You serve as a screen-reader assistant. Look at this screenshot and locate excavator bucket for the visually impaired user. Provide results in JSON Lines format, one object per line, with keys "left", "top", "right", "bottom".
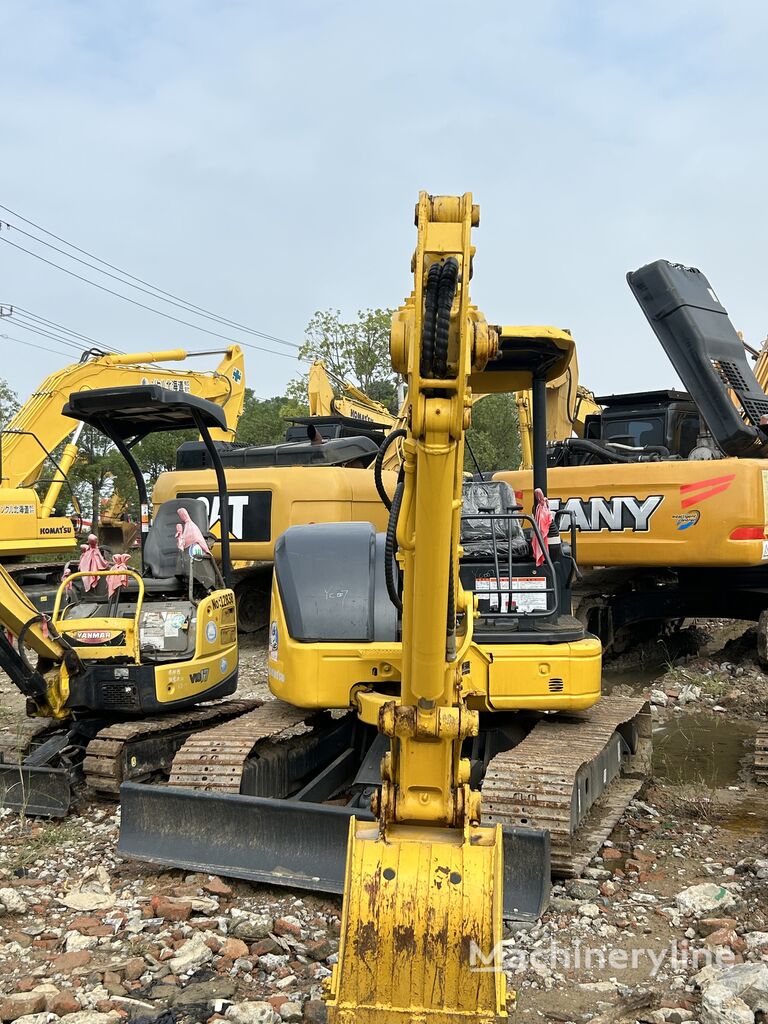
{"left": 0, "top": 763, "right": 71, "bottom": 817}
{"left": 117, "top": 781, "right": 550, "bottom": 922}
{"left": 326, "top": 819, "right": 508, "bottom": 1023}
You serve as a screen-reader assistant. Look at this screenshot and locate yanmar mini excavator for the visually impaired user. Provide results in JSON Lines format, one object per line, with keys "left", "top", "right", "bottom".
{"left": 0, "top": 385, "right": 243, "bottom": 816}
{"left": 120, "top": 194, "right": 650, "bottom": 1021}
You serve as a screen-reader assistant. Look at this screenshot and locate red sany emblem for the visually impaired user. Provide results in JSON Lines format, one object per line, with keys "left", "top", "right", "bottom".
{"left": 679, "top": 473, "right": 736, "bottom": 509}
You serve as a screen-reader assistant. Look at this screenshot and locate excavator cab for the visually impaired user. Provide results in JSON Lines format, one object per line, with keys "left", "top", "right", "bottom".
{"left": 0, "top": 385, "right": 239, "bottom": 815}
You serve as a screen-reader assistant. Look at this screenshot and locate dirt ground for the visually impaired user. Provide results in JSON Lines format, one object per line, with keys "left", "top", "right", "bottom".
{"left": 0, "top": 624, "right": 766, "bottom": 1024}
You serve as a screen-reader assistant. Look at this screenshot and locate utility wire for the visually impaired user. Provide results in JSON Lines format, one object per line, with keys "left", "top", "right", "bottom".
{"left": 7, "top": 312, "right": 121, "bottom": 355}
{"left": 12, "top": 305, "right": 112, "bottom": 349}
{"left": 0, "top": 331, "right": 84, "bottom": 360}
{"left": 3, "top": 314, "right": 111, "bottom": 355}
{"left": 0, "top": 204, "right": 301, "bottom": 349}
{"left": 0, "top": 235, "right": 301, "bottom": 361}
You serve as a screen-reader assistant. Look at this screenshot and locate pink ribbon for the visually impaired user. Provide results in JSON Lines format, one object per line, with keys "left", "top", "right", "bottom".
{"left": 531, "top": 487, "right": 553, "bottom": 567}
{"left": 78, "top": 534, "right": 108, "bottom": 591}
{"left": 107, "top": 553, "right": 131, "bottom": 598}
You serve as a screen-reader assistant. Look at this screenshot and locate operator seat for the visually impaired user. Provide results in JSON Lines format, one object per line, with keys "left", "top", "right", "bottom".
{"left": 142, "top": 498, "right": 216, "bottom": 592}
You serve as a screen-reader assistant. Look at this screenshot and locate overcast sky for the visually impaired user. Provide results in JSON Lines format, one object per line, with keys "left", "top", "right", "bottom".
{"left": 1, "top": 0, "right": 766, "bottom": 403}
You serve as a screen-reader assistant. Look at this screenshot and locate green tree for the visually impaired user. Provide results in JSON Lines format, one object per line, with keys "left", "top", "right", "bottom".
{"left": 236, "top": 391, "right": 308, "bottom": 446}
{"left": 67, "top": 426, "right": 124, "bottom": 531}
{"left": 0, "top": 378, "right": 19, "bottom": 429}
{"left": 295, "top": 308, "right": 400, "bottom": 412}
{"left": 464, "top": 395, "right": 521, "bottom": 476}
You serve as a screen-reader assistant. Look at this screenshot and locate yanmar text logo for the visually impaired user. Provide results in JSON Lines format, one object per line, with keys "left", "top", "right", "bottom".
{"left": 74, "top": 630, "right": 114, "bottom": 643}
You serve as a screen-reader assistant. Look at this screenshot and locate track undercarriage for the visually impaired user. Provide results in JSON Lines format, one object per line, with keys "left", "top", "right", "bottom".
{"left": 0, "top": 699, "right": 257, "bottom": 817}
{"left": 117, "top": 693, "right": 650, "bottom": 919}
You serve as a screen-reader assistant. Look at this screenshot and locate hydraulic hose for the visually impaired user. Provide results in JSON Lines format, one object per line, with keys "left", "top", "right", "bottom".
{"left": 433, "top": 257, "right": 459, "bottom": 378}
{"left": 560, "top": 438, "right": 667, "bottom": 464}
{"left": 385, "top": 480, "right": 404, "bottom": 612}
{"left": 374, "top": 428, "right": 407, "bottom": 511}
{"left": 420, "top": 262, "right": 441, "bottom": 379}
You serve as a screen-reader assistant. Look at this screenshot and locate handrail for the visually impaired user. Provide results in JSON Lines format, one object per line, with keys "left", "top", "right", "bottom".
{"left": 52, "top": 568, "right": 146, "bottom": 662}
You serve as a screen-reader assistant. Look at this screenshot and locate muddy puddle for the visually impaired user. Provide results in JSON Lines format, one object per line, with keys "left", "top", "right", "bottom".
{"left": 652, "top": 712, "right": 758, "bottom": 787}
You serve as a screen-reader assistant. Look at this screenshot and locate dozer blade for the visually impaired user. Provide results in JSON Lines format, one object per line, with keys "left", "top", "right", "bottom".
{"left": 118, "top": 781, "right": 550, "bottom": 922}
{"left": 326, "top": 818, "right": 508, "bottom": 1024}
{"left": 0, "top": 763, "right": 71, "bottom": 817}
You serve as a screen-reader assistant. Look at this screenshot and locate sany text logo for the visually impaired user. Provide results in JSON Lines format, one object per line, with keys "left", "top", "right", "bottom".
{"left": 549, "top": 495, "right": 663, "bottom": 533}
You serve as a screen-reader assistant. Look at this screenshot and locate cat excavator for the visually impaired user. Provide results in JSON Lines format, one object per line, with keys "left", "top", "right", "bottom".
{"left": 119, "top": 195, "right": 650, "bottom": 1022}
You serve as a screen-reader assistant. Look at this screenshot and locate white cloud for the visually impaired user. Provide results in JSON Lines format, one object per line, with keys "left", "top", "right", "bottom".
{"left": 0, "top": 0, "right": 766, "bottom": 402}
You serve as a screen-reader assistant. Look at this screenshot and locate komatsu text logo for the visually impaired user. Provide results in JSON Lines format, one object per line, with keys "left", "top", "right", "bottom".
{"left": 550, "top": 495, "right": 663, "bottom": 533}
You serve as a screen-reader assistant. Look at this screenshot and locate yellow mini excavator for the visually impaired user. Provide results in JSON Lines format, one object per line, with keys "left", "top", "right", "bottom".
{"left": 0, "top": 385, "right": 245, "bottom": 816}
{"left": 119, "top": 196, "right": 650, "bottom": 1019}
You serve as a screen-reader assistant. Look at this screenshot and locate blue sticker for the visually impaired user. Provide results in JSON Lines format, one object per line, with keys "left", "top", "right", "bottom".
{"left": 673, "top": 510, "right": 700, "bottom": 531}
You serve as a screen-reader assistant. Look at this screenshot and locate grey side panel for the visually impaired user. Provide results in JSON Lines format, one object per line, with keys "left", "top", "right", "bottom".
{"left": 275, "top": 523, "right": 396, "bottom": 642}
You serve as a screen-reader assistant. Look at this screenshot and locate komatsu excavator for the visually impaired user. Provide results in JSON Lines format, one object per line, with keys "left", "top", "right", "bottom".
{"left": 120, "top": 195, "right": 650, "bottom": 1021}
{"left": 0, "top": 345, "right": 244, "bottom": 605}
{"left": 0, "top": 386, "right": 247, "bottom": 816}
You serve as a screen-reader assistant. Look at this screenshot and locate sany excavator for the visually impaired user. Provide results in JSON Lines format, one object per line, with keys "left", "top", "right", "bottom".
{"left": 0, "top": 385, "right": 248, "bottom": 816}
{"left": 499, "top": 262, "right": 768, "bottom": 659}
{"left": 120, "top": 194, "right": 650, "bottom": 1022}
{"left": 0, "top": 346, "right": 244, "bottom": 607}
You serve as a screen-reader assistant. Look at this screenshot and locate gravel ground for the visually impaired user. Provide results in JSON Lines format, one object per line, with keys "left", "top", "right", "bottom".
{"left": 0, "top": 625, "right": 765, "bottom": 1024}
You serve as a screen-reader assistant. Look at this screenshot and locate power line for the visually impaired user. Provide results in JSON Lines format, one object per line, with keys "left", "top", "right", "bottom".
{"left": 0, "top": 331, "right": 84, "bottom": 360}
{"left": 13, "top": 305, "right": 113, "bottom": 350}
{"left": 0, "top": 203, "right": 301, "bottom": 350}
{"left": 0, "top": 235, "right": 302, "bottom": 362}
{"left": 3, "top": 313, "right": 110, "bottom": 356}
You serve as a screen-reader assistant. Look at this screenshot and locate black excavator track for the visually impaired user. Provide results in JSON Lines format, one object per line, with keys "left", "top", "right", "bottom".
{"left": 0, "top": 699, "right": 258, "bottom": 816}
{"left": 118, "top": 695, "right": 651, "bottom": 919}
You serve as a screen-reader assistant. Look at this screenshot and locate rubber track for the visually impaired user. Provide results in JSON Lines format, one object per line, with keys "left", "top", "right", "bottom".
{"left": 755, "top": 727, "right": 768, "bottom": 783}
{"left": 83, "top": 699, "right": 260, "bottom": 796}
{"left": 483, "top": 695, "right": 651, "bottom": 877}
{"left": 0, "top": 718, "right": 59, "bottom": 761}
{"left": 168, "top": 700, "right": 313, "bottom": 793}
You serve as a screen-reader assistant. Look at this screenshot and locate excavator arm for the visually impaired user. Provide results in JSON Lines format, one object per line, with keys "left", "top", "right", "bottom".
{"left": 308, "top": 359, "right": 397, "bottom": 427}
{"left": 516, "top": 348, "right": 601, "bottom": 470}
{"left": 327, "top": 194, "right": 508, "bottom": 1023}
{"left": 1, "top": 345, "right": 245, "bottom": 492}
